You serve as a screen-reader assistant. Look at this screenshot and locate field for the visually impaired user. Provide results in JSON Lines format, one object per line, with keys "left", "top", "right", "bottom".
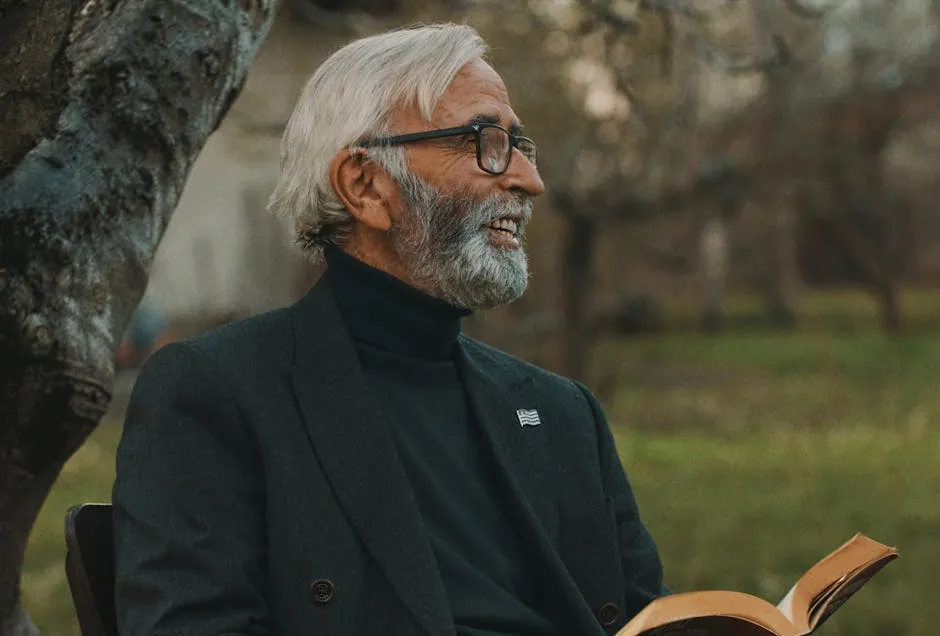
{"left": 20, "top": 292, "right": 940, "bottom": 634}
{"left": 602, "top": 335, "right": 940, "bottom": 634}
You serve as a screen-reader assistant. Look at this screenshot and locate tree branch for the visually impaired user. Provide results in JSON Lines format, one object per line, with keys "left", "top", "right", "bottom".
{"left": 779, "top": 0, "right": 834, "bottom": 20}
{"left": 693, "top": 31, "right": 790, "bottom": 73}
{"left": 637, "top": 0, "right": 742, "bottom": 21}
{"left": 2, "top": 0, "right": 277, "bottom": 377}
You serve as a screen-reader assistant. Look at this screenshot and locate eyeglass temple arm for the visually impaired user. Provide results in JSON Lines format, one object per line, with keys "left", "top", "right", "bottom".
{"left": 358, "top": 125, "right": 479, "bottom": 147}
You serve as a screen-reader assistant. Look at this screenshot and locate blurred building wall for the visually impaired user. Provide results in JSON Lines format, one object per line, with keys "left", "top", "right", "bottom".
{"left": 141, "top": 13, "right": 352, "bottom": 326}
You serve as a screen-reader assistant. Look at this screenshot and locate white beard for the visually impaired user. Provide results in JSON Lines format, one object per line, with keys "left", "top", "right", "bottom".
{"left": 390, "top": 174, "right": 533, "bottom": 311}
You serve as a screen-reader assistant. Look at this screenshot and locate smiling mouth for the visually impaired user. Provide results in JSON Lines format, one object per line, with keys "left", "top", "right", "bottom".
{"left": 485, "top": 216, "right": 521, "bottom": 247}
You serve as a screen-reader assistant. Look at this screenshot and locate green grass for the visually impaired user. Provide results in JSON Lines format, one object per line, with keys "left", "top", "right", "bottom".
{"left": 661, "top": 287, "right": 940, "bottom": 333}
{"left": 595, "top": 331, "right": 940, "bottom": 436}
{"left": 619, "top": 426, "right": 939, "bottom": 635}
{"left": 21, "top": 321, "right": 940, "bottom": 635}
{"left": 23, "top": 420, "right": 120, "bottom": 636}
{"left": 596, "top": 327, "right": 940, "bottom": 634}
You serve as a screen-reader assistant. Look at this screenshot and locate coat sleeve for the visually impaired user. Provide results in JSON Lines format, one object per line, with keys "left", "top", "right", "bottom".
{"left": 112, "top": 340, "right": 270, "bottom": 636}
{"left": 573, "top": 380, "right": 670, "bottom": 618}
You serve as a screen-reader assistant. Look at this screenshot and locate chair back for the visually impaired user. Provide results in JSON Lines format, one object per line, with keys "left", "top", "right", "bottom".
{"left": 65, "top": 503, "right": 118, "bottom": 636}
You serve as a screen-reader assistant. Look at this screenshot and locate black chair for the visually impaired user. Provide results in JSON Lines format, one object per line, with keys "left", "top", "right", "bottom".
{"left": 65, "top": 503, "right": 118, "bottom": 636}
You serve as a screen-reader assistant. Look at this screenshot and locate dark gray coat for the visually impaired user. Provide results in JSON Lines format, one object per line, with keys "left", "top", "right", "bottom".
{"left": 112, "top": 278, "right": 667, "bottom": 636}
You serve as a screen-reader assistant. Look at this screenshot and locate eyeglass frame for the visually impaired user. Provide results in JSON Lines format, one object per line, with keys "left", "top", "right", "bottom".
{"left": 357, "top": 123, "right": 537, "bottom": 176}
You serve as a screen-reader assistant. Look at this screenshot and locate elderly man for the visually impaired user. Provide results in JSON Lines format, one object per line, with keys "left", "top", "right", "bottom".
{"left": 113, "top": 23, "right": 668, "bottom": 636}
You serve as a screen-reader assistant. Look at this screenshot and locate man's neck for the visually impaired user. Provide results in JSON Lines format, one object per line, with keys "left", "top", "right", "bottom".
{"left": 339, "top": 231, "right": 432, "bottom": 299}
{"left": 324, "top": 244, "right": 469, "bottom": 361}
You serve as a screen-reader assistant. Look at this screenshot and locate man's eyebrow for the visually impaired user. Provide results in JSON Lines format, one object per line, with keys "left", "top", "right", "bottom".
{"left": 466, "top": 113, "right": 525, "bottom": 135}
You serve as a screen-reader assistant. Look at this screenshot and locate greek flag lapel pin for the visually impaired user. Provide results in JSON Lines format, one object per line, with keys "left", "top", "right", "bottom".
{"left": 516, "top": 408, "right": 541, "bottom": 427}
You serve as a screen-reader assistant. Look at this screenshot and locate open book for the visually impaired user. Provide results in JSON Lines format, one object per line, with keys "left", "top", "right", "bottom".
{"left": 618, "top": 533, "right": 898, "bottom": 636}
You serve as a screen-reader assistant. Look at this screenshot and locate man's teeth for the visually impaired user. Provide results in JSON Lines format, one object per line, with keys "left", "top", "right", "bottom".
{"left": 488, "top": 218, "right": 519, "bottom": 235}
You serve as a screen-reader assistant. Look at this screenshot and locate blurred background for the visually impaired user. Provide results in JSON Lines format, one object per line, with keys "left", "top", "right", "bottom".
{"left": 23, "top": 0, "right": 940, "bottom": 633}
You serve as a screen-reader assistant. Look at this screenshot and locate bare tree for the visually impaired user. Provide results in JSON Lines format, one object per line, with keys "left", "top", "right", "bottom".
{"left": 512, "top": 0, "right": 940, "bottom": 379}
{"left": 713, "top": 0, "right": 940, "bottom": 330}
{"left": 603, "top": 0, "right": 940, "bottom": 335}
{"left": 513, "top": 1, "right": 708, "bottom": 377}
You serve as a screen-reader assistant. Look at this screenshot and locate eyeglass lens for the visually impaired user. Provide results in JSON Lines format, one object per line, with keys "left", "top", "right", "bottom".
{"left": 480, "top": 127, "right": 510, "bottom": 173}
{"left": 479, "top": 127, "right": 537, "bottom": 174}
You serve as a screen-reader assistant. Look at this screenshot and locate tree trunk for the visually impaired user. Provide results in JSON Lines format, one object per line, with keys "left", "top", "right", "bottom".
{"left": 699, "top": 212, "right": 728, "bottom": 334}
{"left": 558, "top": 211, "right": 596, "bottom": 381}
{"left": 0, "top": 2, "right": 279, "bottom": 634}
{"left": 763, "top": 202, "right": 801, "bottom": 329}
{"left": 878, "top": 279, "right": 903, "bottom": 333}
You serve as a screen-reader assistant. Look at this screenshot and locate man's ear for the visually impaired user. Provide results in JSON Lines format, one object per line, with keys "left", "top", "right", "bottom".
{"left": 329, "top": 148, "right": 396, "bottom": 232}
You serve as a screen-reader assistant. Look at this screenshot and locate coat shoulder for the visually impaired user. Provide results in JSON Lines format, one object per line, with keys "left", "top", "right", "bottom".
{"left": 458, "top": 335, "right": 588, "bottom": 404}
{"left": 181, "top": 305, "right": 294, "bottom": 369}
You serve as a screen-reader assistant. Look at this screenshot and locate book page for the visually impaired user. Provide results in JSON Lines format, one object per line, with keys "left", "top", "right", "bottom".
{"left": 776, "top": 585, "right": 796, "bottom": 622}
{"left": 807, "top": 556, "right": 898, "bottom": 632}
{"left": 618, "top": 591, "right": 800, "bottom": 636}
{"left": 777, "top": 575, "right": 844, "bottom": 622}
{"left": 620, "top": 534, "right": 898, "bottom": 636}
{"left": 775, "top": 533, "right": 898, "bottom": 632}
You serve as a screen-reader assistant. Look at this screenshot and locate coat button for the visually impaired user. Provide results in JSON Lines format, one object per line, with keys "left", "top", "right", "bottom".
{"left": 310, "top": 578, "right": 335, "bottom": 604}
{"left": 597, "top": 602, "right": 620, "bottom": 627}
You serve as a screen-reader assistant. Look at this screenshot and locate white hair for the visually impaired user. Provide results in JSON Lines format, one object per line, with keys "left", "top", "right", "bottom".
{"left": 266, "top": 23, "right": 488, "bottom": 261}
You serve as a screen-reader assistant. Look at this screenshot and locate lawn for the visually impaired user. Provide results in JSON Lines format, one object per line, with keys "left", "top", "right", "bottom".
{"left": 23, "top": 417, "right": 119, "bottom": 636}
{"left": 21, "top": 323, "right": 940, "bottom": 635}
{"left": 619, "top": 427, "right": 938, "bottom": 635}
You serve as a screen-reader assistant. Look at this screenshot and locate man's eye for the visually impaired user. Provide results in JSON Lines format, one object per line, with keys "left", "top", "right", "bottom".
{"left": 455, "top": 134, "right": 476, "bottom": 148}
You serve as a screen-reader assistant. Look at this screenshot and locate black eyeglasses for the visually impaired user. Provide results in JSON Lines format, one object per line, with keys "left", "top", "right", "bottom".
{"left": 358, "top": 123, "right": 537, "bottom": 176}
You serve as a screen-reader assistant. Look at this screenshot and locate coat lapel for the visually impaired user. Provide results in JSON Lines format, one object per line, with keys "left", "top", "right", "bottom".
{"left": 289, "top": 279, "right": 454, "bottom": 636}
{"left": 456, "top": 338, "right": 604, "bottom": 635}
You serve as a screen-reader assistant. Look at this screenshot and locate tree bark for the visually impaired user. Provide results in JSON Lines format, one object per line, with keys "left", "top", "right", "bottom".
{"left": 0, "top": 1, "right": 278, "bottom": 634}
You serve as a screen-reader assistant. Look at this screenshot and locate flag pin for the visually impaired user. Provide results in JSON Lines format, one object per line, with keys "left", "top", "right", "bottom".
{"left": 516, "top": 408, "right": 541, "bottom": 427}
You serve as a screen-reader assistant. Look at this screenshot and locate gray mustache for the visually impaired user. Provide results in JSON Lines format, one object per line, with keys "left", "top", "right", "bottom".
{"left": 480, "top": 197, "right": 533, "bottom": 226}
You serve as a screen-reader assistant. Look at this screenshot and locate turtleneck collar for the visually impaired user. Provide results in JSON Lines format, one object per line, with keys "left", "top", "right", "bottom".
{"left": 324, "top": 244, "right": 469, "bottom": 361}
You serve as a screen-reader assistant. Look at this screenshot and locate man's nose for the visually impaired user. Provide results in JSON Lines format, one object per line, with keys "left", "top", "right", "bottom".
{"left": 499, "top": 147, "right": 545, "bottom": 197}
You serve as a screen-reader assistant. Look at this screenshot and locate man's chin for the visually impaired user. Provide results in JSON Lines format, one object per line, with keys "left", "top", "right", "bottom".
{"left": 475, "top": 284, "right": 527, "bottom": 311}
{"left": 461, "top": 264, "right": 529, "bottom": 311}
{"left": 400, "top": 234, "right": 529, "bottom": 311}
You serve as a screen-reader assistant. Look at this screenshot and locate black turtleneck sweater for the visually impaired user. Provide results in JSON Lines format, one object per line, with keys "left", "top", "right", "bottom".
{"left": 324, "top": 246, "right": 555, "bottom": 636}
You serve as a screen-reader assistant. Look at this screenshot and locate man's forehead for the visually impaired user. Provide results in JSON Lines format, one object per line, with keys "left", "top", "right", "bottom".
{"left": 432, "top": 60, "right": 521, "bottom": 129}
